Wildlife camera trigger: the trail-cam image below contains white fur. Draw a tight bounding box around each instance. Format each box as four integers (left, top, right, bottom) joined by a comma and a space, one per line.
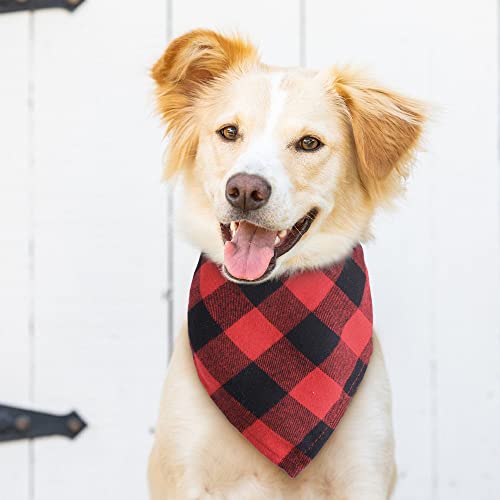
263, 73, 288, 135
220, 73, 294, 231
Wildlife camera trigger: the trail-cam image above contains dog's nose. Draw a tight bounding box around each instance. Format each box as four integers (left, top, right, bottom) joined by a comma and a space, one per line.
225, 174, 271, 211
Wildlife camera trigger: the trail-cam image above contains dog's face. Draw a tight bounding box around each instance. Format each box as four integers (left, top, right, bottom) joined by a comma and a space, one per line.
152, 30, 425, 283
191, 69, 350, 282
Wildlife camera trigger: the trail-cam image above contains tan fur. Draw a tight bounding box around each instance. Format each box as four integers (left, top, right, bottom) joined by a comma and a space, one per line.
332, 67, 426, 203
151, 30, 259, 179
149, 31, 426, 499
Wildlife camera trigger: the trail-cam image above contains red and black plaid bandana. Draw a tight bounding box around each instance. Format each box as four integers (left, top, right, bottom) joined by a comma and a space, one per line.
188, 245, 373, 477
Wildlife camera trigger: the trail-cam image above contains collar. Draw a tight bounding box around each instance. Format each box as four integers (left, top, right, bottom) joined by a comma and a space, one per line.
188, 245, 373, 477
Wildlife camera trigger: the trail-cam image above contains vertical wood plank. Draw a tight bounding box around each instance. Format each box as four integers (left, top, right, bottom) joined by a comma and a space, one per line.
306, 1, 434, 498
170, 0, 301, 337
31, 2, 168, 499
429, 2, 500, 498
0, 12, 32, 500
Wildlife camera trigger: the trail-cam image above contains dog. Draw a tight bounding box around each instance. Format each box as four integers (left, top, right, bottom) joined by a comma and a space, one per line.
148, 29, 426, 499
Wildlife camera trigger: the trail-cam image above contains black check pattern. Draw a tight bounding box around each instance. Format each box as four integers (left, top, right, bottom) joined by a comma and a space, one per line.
188, 245, 373, 477
287, 314, 341, 365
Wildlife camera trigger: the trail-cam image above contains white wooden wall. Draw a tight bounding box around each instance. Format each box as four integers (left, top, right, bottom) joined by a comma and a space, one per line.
0, 1, 498, 499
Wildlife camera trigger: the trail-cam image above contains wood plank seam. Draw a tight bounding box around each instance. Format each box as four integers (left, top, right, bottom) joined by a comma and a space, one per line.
28, 11, 35, 500
166, 0, 175, 363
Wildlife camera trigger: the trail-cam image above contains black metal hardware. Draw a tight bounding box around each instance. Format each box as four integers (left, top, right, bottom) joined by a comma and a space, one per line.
0, 404, 87, 442
0, 0, 86, 14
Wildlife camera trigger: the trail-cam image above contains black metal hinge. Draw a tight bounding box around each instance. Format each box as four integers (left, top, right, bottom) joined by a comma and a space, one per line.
0, 0, 86, 14
0, 404, 87, 442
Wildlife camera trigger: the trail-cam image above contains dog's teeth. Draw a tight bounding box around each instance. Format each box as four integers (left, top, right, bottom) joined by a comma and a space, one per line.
230, 222, 237, 234
275, 236, 280, 246
278, 230, 287, 238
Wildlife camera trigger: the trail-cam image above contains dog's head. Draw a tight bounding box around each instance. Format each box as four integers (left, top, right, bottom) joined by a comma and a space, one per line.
152, 30, 426, 283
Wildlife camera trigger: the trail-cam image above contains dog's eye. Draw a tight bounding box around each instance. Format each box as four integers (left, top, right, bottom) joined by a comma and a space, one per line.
297, 136, 322, 151
218, 125, 239, 141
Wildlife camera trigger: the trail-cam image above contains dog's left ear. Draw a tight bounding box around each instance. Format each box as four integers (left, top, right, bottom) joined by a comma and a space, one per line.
332, 68, 427, 199
152, 30, 259, 178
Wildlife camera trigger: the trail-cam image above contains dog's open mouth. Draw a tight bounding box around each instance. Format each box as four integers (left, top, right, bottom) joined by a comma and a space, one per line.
220, 208, 318, 282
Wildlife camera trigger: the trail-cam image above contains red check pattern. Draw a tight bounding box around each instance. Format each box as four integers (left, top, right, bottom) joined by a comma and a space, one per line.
188, 246, 373, 477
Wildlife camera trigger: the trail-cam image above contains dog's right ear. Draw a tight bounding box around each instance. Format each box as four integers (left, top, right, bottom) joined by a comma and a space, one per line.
152, 30, 259, 179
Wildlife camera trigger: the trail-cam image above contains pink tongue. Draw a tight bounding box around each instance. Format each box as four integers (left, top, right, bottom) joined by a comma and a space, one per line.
224, 221, 277, 281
